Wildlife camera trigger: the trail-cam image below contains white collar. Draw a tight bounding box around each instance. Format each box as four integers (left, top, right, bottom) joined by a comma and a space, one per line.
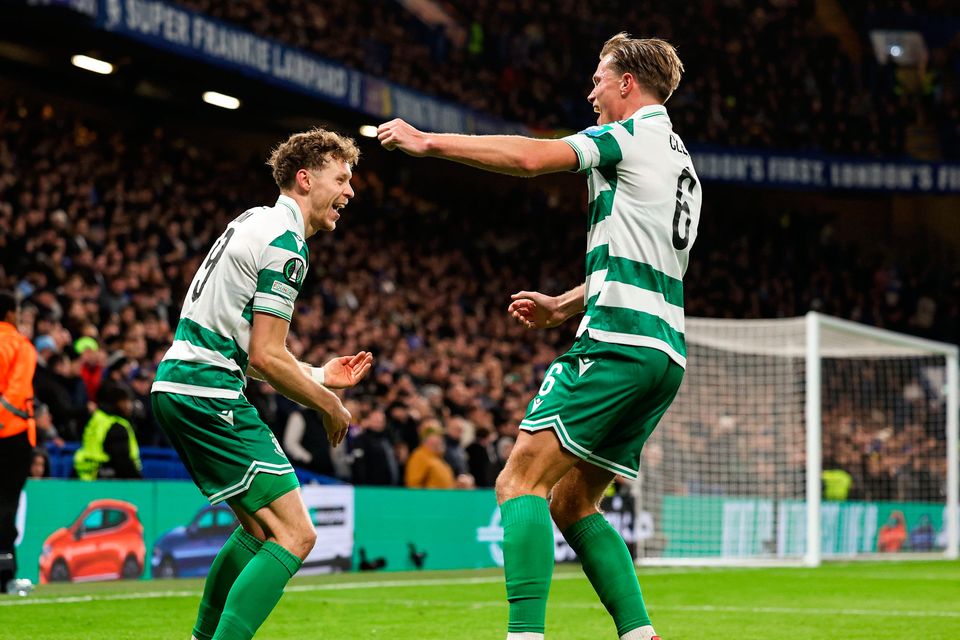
276, 194, 306, 238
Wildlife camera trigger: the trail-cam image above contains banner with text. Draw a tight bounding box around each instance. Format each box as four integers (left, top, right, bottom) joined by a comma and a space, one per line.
690, 146, 960, 194
25, 1, 960, 193
25, 0, 529, 135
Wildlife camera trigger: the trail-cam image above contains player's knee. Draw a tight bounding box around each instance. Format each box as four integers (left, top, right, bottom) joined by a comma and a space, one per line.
271, 516, 317, 560
494, 469, 518, 503
549, 493, 595, 531
299, 526, 318, 557
287, 524, 317, 560
495, 463, 537, 502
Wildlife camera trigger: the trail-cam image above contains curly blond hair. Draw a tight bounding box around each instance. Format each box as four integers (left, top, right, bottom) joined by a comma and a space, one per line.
267, 127, 360, 190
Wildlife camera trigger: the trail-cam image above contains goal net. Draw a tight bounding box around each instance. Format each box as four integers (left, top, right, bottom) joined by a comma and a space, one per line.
636, 313, 958, 566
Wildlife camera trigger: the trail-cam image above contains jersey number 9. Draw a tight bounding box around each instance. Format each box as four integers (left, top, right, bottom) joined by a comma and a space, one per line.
191, 228, 236, 302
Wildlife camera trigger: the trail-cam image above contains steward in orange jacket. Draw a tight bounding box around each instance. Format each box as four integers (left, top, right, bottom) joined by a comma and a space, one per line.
0, 291, 36, 592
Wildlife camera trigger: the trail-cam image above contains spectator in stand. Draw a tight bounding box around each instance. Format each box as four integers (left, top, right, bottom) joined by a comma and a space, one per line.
33, 352, 89, 441
405, 420, 456, 489
351, 407, 400, 486
1, 94, 957, 492
467, 426, 500, 488
128, 368, 165, 447
74, 337, 103, 402
73, 382, 142, 480
33, 403, 63, 448
171, 0, 960, 159
29, 447, 49, 479
442, 415, 470, 477
283, 409, 336, 478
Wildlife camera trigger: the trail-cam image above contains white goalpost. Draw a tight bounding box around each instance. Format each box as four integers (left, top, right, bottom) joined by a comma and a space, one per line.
635, 312, 959, 567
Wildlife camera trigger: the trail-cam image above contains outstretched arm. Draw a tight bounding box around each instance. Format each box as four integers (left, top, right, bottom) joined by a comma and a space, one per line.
251, 353, 373, 389
508, 284, 586, 329
248, 312, 352, 446
377, 119, 578, 177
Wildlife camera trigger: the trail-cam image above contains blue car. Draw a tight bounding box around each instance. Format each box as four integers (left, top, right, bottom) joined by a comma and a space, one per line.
152, 505, 238, 578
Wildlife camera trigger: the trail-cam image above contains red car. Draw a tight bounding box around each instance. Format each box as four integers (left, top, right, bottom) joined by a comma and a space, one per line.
39, 499, 145, 583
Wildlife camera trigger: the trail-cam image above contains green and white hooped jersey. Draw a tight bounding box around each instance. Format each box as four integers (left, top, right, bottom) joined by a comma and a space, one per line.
153, 195, 309, 398
562, 104, 701, 368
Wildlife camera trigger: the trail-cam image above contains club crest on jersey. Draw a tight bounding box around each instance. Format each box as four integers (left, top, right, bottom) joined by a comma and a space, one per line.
283, 258, 305, 285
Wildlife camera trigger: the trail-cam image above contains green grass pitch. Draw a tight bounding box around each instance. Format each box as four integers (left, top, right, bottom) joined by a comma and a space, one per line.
2, 561, 958, 639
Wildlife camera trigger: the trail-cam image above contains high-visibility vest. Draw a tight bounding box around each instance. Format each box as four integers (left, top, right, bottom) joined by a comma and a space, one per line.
0, 322, 37, 446
74, 410, 142, 480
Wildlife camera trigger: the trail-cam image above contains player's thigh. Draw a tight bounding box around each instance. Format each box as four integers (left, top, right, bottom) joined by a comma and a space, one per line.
227, 501, 267, 541
250, 488, 316, 558
152, 392, 298, 511
594, 358, 685, 474
496, 429, 581, 502
520, 337, 672, 479
550, 460, 616, 532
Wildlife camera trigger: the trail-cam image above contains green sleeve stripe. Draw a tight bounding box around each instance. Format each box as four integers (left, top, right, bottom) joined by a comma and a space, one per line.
174, 318, 248, 371
592, 131, 622, 167
561, 137, 586, 172
256, 269, 302, 296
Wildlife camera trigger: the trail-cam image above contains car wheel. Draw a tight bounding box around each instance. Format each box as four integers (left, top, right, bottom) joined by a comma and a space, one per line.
121, 555, 142, 579
49, 559, 71, 582
156, 555, 178, 579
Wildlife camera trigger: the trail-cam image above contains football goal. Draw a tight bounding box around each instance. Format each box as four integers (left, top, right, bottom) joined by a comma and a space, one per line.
636, 312, 958, 566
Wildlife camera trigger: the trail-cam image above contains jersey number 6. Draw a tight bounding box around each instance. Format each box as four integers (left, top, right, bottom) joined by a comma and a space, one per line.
537, 363, 564, 397
672, 167, 697, 250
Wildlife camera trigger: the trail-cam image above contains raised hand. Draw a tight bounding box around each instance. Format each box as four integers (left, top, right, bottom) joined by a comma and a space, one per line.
507, 290, 565, 329
322, 351, 374, 389
377, 119, 430, 156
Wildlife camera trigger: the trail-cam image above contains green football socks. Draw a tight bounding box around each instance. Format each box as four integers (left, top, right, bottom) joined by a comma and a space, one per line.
193, 526, 263, 640
501, 495, 555, 634
211, 541, 303, 640
564, 513, 652, 636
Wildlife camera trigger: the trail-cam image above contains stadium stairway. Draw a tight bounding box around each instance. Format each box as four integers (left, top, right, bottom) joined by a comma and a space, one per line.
815, 0, 863, 64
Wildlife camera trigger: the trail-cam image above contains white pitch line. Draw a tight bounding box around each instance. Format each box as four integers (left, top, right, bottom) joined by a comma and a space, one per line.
271, 596, 960, 620
4, 572, 958, 622
0, 569, 691, 608
0, 575, 542, 607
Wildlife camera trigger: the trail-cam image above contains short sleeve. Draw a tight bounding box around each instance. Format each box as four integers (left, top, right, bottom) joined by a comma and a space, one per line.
562, 123, 624, 172
254, 232, 308, 322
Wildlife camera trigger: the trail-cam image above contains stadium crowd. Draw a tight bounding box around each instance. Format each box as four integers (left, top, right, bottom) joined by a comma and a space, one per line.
172, 0, 960, 159
1, 95, 957, 497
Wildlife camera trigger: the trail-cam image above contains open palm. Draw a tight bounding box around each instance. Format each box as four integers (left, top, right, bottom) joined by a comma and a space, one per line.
322, 351, 374, 388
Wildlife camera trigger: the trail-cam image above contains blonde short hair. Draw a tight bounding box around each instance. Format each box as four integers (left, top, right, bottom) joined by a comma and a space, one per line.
267, 127, 360, 190
600, 33, 684, 103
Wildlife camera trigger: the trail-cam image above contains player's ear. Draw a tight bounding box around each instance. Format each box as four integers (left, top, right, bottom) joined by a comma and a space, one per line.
295, 168, 311, 192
